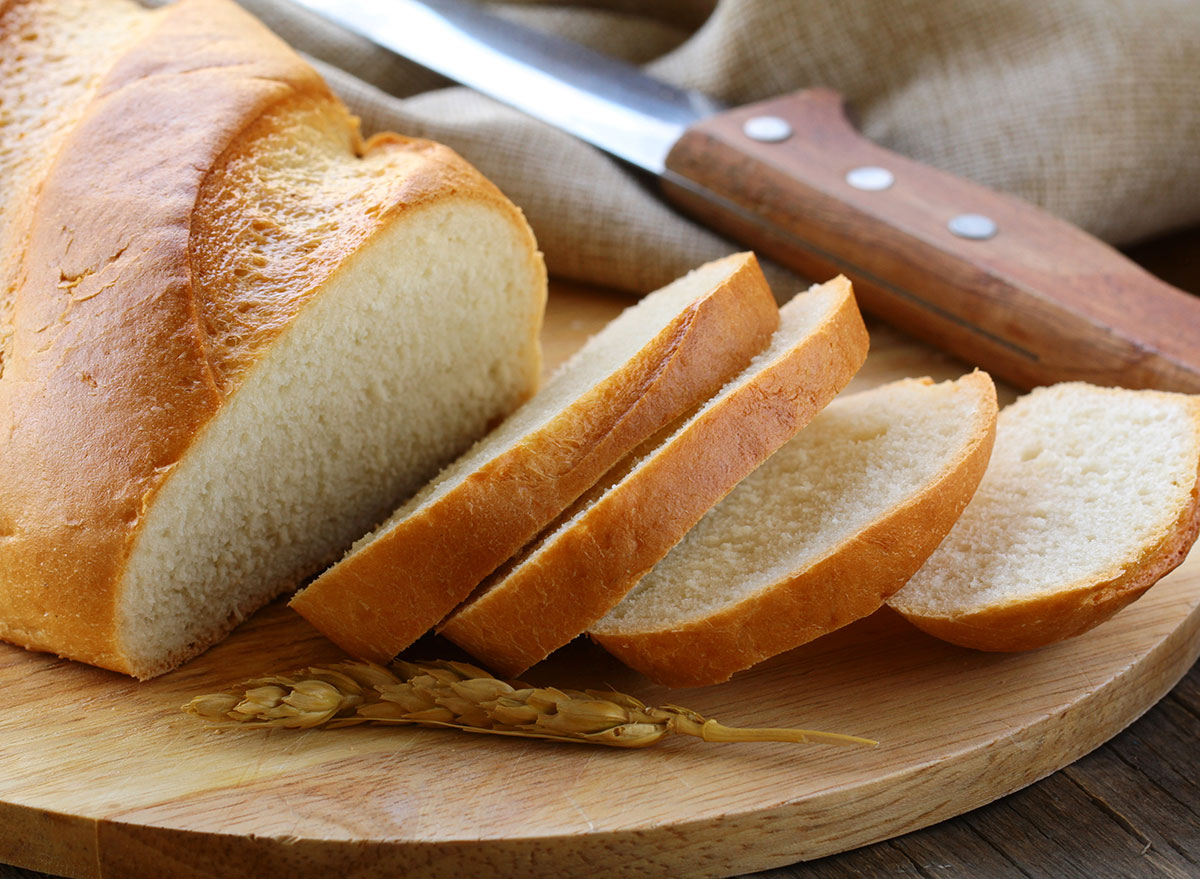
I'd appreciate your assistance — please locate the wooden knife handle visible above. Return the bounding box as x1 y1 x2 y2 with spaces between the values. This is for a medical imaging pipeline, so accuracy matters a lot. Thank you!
662 88 1200 393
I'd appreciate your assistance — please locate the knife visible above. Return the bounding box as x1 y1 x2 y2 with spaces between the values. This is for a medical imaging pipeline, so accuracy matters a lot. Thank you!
292 0 1200 393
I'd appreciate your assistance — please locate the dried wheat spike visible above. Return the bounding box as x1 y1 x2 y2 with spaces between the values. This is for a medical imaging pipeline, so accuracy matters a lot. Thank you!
185 660 876 749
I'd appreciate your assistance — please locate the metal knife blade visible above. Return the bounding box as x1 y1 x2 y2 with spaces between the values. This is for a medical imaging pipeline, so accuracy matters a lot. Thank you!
290 0 722 173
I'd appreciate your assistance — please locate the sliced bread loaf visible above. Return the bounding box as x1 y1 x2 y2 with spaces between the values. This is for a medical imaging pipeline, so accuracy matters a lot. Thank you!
291 253 780 662
438 277 870 678
888 383 1200 651
0 0 545 678
589 373 997 686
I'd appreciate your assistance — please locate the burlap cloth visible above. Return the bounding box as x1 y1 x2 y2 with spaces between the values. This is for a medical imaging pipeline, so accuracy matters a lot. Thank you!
229 0 1199 297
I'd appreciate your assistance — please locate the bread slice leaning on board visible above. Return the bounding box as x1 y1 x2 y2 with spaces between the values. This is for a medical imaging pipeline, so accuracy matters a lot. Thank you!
292 253 780 662
439 277 871 678
0 0 545 678
889 383 1200 651
590 373 998 687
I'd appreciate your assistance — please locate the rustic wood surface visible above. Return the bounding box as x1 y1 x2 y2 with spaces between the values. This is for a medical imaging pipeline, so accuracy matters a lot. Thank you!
1 257 1198 878
663 89 1200 394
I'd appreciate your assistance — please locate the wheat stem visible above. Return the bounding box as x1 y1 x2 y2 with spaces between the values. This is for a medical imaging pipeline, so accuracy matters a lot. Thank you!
184 660 877 750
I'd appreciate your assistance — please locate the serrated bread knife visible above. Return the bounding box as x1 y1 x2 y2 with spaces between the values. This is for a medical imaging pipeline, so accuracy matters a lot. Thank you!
292 0 1200 393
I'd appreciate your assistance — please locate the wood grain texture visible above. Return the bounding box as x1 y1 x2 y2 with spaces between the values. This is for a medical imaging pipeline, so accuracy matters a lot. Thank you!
662 89 1200 394
0 282 1197 879
6 672 1198 879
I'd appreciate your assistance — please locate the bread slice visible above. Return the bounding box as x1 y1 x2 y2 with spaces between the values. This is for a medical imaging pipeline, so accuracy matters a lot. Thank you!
588 373 997 686
888 383 1200 651
438 277 870 678
0 0 545 678
290 253 780 662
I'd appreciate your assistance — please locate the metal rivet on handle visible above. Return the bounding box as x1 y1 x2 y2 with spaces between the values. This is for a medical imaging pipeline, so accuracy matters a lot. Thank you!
743 116 793 143
948 213 998 240
845 166 895 191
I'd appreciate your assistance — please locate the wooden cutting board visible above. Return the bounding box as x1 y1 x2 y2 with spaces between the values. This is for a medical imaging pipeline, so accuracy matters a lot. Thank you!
2 282 1198 879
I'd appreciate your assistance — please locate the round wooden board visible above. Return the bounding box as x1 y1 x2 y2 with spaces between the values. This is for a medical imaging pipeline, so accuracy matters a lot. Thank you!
2 283 1198 879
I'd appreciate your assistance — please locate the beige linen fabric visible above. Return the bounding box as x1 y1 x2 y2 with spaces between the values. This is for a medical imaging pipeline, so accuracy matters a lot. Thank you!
195 0 1200 297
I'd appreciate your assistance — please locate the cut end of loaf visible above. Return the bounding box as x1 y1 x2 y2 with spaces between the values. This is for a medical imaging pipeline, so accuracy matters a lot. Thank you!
116 199 543 678
889 383 1200 652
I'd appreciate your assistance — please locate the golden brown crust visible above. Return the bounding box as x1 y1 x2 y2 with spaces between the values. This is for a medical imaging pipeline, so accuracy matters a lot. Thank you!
191 93 538 395
290 253 780 662
439 277 871 679
590 372 999 687
0 0 542 675
1 0 158 374
893 413 1200 652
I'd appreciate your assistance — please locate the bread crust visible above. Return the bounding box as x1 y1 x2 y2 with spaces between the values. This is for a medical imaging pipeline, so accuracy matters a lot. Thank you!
589 372 998 687
439 277 871 679
1 0 158 374
890 398 1200 652
290 253 780 662
0 0 543 677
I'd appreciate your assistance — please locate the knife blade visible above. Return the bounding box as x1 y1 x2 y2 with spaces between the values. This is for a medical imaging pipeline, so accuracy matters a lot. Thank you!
290 0 721 172
292 0 1200 393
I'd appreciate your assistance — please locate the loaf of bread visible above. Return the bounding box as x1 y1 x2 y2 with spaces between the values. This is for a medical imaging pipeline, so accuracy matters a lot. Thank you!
0 0 545 678
440 277 870 678
292 253 780 662
591 373 997 687
889 383 1200 650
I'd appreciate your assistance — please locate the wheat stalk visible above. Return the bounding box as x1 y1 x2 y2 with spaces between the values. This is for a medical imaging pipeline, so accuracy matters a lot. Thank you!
185 659 876 749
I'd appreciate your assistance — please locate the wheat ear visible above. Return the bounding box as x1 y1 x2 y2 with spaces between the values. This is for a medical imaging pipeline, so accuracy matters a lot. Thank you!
185 660 876 749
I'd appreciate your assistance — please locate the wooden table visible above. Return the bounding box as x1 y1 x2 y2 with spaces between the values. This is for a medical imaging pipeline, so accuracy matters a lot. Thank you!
2 233 1197 879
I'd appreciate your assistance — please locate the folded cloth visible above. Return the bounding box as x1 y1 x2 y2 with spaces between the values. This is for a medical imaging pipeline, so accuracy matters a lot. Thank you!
159 0 1200 297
